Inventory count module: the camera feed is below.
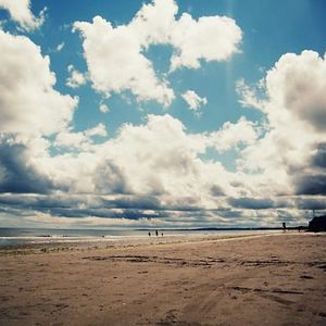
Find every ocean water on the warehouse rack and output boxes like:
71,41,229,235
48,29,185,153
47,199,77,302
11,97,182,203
0,227,143,248
0,227,280,248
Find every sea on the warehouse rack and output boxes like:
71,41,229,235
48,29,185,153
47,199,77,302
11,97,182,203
0,227,281,248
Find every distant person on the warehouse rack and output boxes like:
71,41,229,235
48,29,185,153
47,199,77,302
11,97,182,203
148,232,151,237
155,230,159,236
282,222,286,232
161,232,163,237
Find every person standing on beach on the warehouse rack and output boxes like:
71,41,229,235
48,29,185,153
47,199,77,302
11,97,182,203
155,230,159,236
148,232,151,237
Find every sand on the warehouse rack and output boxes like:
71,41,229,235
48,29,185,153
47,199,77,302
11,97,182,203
0,232,325,326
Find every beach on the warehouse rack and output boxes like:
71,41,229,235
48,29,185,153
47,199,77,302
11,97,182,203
0,232,325,325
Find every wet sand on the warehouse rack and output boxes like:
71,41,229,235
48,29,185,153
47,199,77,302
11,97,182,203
0,233,325,325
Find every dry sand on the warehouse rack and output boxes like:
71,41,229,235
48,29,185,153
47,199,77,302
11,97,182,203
0,232,325,326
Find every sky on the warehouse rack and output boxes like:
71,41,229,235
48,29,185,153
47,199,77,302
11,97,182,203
0,0,325,229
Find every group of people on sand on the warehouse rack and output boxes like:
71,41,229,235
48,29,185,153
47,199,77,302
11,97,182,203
148,230,163,237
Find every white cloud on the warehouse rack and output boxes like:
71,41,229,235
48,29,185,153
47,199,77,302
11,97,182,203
55,131,89,151
0,30,78,137
169,14,242,71
0,0,45,31
182,90,207,114
85,123,107,138
99,103,109,113
129,0,178,46
89,114,246,201
74,16,175,107
66,64,87,89
56,42,64,52
236,78,264,111
73,0,242,106
55,123,108,150
208,117,258,152
131,0,242,71
238,51,326,132
265,50,326,132
24,113,239,200
237,50,326,195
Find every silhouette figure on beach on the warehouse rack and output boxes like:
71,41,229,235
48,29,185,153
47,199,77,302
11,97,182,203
155,230,159,237
148,232,151,237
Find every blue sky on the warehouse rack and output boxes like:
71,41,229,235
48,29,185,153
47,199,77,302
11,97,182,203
0,0,325,228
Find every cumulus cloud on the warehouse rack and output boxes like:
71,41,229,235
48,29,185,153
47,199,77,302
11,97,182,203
267,51,326,131
0,30,78,137
73,0,241,106
182,90,207,114
0,136,53,194
66,65,87,89
168,14,242,71
237,50,326,196
84,123,107,138
0,30,79,195
0,0,45,31
238,51,326,132
4,113,244,202
55,123,108,150
208,117,258,152
88,114,261,202
73,16,175,107
95,114,213,197
130,0,242,70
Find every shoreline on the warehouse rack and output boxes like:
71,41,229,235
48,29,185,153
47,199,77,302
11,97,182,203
0,230,289,253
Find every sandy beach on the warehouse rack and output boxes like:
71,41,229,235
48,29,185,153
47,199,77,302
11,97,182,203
0,232,325,326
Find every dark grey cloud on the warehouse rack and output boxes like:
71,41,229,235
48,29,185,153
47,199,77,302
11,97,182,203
0,191,325,227
0,142,52,194
94,161,131,195
0,194,162,220
214,209,244,218
312,143,326,168
295,197,326,210
295,174,326,195
0,193,198,221
290,142,326,196
44,207,161,220
228,197,275,210
210,185,225,197
107,196,162,210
